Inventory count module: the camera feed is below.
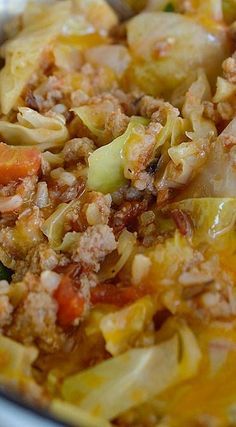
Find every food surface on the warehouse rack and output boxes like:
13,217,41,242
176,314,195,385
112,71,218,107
0,1,236,426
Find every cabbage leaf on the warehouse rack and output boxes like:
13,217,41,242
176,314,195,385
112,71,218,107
85,45,131,78
73,0,118,32
0,335,38,386
57,231,81,253
0,2,71,115
100,296,156,356
213,77,236,103
51,399,111,427
183,70,217,140
178,120,236,199
72,101,116,143
99,229,136,281
127,12,227,97
87,117,148,193
41,200,80,249
0,108,69,151
169,198,236,253
61,323,201,420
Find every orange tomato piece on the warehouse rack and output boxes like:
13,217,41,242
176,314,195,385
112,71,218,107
0,143,41,185
54,275,85,327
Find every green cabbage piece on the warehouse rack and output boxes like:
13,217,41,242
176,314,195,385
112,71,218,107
41,200,80,249
87,117,148,194
99,229,136,281
213,77,236,103
0,335,38,385
57,231,81,253
183,70,217,140
73,0,118,32
169,198,236,252
0,2,71,115
51,399,111,427
61,323,201,420
72,103,113,143
100,296,156,356
223,0,236,23
127,12,227,97
178,120,236,199
0,108,69,151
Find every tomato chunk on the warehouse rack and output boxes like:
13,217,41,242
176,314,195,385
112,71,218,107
54,275,85,327
0,143,41,185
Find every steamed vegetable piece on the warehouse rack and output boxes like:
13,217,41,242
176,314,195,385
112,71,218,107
87,117,148,193
146,1,223,22
127,12,228,97
182,70,217,140
0,2,71,115
41,200,80,249
0,108,69,151
58,232,81,253
158,323,236,426
85,45,131,78
0,335,38,385
169,198,236,252
179,118,236,198
99,230,136,281
62,323,201,420
100,296,156,356
0,142,41,185
223,0,236,23
73,0,118,32
213,77,236,103
51,400,112,427
72,100,117,143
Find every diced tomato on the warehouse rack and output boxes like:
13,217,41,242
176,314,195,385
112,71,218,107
54,275,85,327
91,284,140,307
0,143,41,185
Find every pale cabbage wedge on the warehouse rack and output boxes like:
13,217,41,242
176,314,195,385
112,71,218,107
178,118,236,198
223,0,236,23
155,107,179,149
127,12,227,97
169,198,236,253
159,72,216,189
51,400,111,427
99,229,136,281
58,231,81,253
85,45,131,78
61,323,201,420
0,335,38,385
0,2,71,115
195,0,223,21
73,0,118,32
213,77,236,103
72,101,117,144
0,108,69,151
182,70,217,140
41,199,80,249
100,296,156,356
87,117,148,193
162,137,210,189
146,0,223,20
